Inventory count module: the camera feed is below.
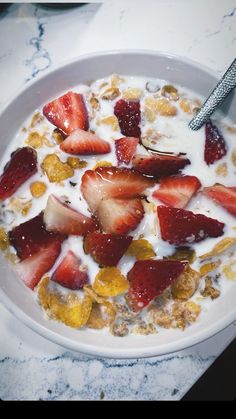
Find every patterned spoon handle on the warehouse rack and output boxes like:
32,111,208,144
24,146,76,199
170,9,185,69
189,58,236,130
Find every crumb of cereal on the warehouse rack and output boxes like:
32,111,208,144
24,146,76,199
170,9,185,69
172,301,201,330
111,74,125,87
30,181,47,198
9,197,32,217
41,154,74,182
0,228,9,251
216,163,228,177
5,251,19,264
122,88,142,100
86,302,106,329
132,321,157,335
110,321,129,337
144,106,157,122
26,132,44,149
90,94,100,110
222,259,236,280
100,116,119,131
161,85,179,101
101,87,120,101
52,129,65,145
92,161,112,170
30,112,44,128
201,277,220,299
168,247,196,263
225,124,236,134
171,266,200,301
66,156,87,169
231,149,236,166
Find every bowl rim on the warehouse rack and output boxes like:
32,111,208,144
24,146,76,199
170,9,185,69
0,49,235,359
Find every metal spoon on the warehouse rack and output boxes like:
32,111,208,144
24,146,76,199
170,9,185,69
189,58,236,130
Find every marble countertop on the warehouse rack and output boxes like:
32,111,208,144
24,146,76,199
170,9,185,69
0,1,236,401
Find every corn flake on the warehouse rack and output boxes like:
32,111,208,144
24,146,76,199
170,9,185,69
122,88,142,100
161,85,179,101
199,261,221,277
223,259,236,280
41,154,74,182
126,239,156,260
100,116,119,131
201,277,220,299
93,267,129,297
92,161,112,170
168,247,196,263
0,228,9,251
101,87,120,101
38,277,92,328
30,181,47,198
9,197,32,217
200,237,236,260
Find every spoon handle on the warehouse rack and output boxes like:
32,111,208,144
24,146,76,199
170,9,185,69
189,58,236,130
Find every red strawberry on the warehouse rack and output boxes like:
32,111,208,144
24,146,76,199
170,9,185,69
204,120,227,165
14,241,62,290
51,250,88,290
127,259,187,311
157,205,224,245
43,92,89,135
0,147,37,200
114,99,141,138
203,184,236,216
44,194,98,236
9,213,64,260
115,137,139,165
81,166,153,213
97,198,144,234
132,153,190,178
60,128,111,155
84,232,132,266
153,175,201,208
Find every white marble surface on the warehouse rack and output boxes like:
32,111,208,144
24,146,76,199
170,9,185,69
0,1,236,401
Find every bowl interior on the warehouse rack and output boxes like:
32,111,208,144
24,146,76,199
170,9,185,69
0,51,236,358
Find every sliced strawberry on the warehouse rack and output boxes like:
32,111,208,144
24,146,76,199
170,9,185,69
44,194,98,236
115,137,139,165
132,153,190,178
127,259,187,311
97,198,144,234
14,241,61,290
84,232,132,266
114,99,141,138
153,175,201,208
43,92,89,135
157,205,224,246
51,250,88,290
60,128,111,155
204,120,227,165
81,166,154,213
9,213,64,260
203,184,236,216
0,147,37,200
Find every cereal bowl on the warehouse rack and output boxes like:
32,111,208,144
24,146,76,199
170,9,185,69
0,50,236,358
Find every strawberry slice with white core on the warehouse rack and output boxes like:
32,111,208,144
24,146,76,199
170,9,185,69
81,166,154,213
157,205,224,246
132,153,190,178
203,184,236,217
115,137,139,165
14,241,62,290
97,198,144,234
43,92,89,135
153,175,201,208
51,250,88,290
60,128,111,155
44,194,98,236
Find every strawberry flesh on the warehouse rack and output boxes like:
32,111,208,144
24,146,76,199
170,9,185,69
203,184,236,216
44,194,98,236
115,137,139,165
97,198,144,234
84,232,132,266
43,91,89,135
127,259,187,311
153,175,201,208
81,166,154,213
114,99,141,138
14,241,62,290
51,250,88,290
132,153,190,178
9,213,65,260
204,120,227,165
0,147,37,200
60,128,111,155
157,205,224,245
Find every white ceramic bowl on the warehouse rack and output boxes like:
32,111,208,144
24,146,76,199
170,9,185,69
0,50,236,358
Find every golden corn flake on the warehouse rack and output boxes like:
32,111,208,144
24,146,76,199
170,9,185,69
87,303,106,329
215,163,228,177
168,247,196,263
223,259,236,280
101,87,120,101
111,74,125,87
179,98,192,114
26,131,51,149
200,237,236,260
148,307,173,329
66,156,87,169
30,112,45,128
41,154,74,182
126,239,156,260
9,197,32,217
100,116,119,131
52,129,64,145
199,261,221,277
89,94,100,111
92,161,112,170
201,277,220,299
122,88,142,100
171,266,200,301
38,277,92,328
144,97,177,117
161,85,179,101
93,267,129,297
0,228,9,251
30,181,47,198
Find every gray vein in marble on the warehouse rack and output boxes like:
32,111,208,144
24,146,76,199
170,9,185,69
206,6,236,38
25,7,51,82
221,6,236,23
